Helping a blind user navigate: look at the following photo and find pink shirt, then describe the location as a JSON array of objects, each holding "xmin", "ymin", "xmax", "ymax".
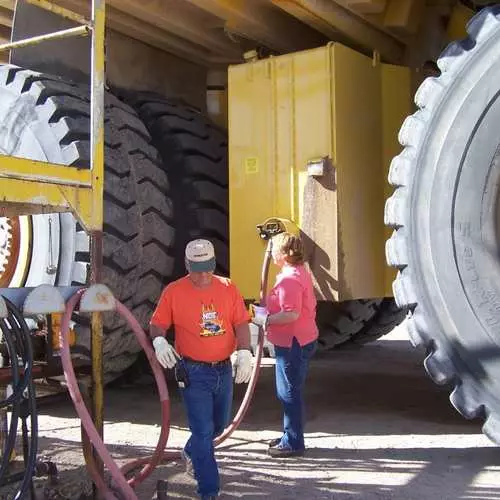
[{"xmin": 266, "ymin": 264, "xmax": 319, "ymax": 347}]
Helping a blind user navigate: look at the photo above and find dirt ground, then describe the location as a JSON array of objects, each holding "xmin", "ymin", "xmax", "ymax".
[{"xmin": 2, "ymin": 325, "xmax": 500, "ymax": 500}]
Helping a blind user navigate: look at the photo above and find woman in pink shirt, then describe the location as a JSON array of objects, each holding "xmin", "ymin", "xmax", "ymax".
[{"xmin": 253, "ymin": 232, "xmax": 318, "ymax": 457}]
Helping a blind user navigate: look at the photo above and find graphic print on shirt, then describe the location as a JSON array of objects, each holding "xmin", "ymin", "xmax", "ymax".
[{"xmin": 199, "ymin": 303, "xmax": 226, "ymax": 337}]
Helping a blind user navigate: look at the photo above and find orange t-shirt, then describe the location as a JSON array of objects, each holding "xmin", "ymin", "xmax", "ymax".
[{"xmin": 150, "ymin": 275, "xmax": 250, "ymax": 362}]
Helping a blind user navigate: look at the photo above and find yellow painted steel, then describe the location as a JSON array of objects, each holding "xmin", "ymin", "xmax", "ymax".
[
  {"xmin": 0, "ymin": 1, "xmax": 107, "ymax": 495},
  {"xmin": 0, "ymin": 25, "xmax": 89, "ymax": 51},
  {"xmin": 0, "ymin": 154, "xmax": 102, "ymax": 230},
  {"xmin": 0, "ymin": 155, "xmax": 91, "ymax": 186},
  {"xmin": 229, "ymin": 43, "xmax": 410, "ymax": 301},
  {"xmin": 446, "ymin": 2, "xmax": 474, "ymax": 42},
  {"xmin": 0, "ymin": 0, "xmax": 103, "ymax": 234},
  {"xmin": 26, "ymin": 0, "xmax": 90, "ymax": 25},
  {"xmin": 90, "ymin": 0, "xmax": 105, "ymax": 232},
  {"xmin": 89, "ymin": 0, "xmax": 106, "ymax": 489}
]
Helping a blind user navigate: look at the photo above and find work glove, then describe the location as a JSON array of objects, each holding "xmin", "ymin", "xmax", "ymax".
[
  {"xmin": 152, "ymin": 336, "xmax": 180, "ymax": 369},
  {"xmin": 231, "ymin": 349, "xmax": 253, "ymax": 384},
  {"xmin": 251, "ymin": 305, "xmax": 269, "ymax": 329}
]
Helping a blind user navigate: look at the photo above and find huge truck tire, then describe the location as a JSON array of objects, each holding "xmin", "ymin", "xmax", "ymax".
[
  {"xmin": 0, "ymin": 65, "xmax": 174, "ymax": 379},
  {"xmin": 316, "ymin": 298, "xmax": 407, "ymax": 350},
  {"xmin": 124, "ymin": 93, "xmax": 229, "ymax": 278},
  {"xmin": 385, "ymin": 7, "xmax": 500, "ymax": 442}
]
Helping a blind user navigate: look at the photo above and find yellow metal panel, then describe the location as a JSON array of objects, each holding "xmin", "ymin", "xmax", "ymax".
[
  {"xmin": 0, "ymin": 155, "xmax": 100, "ymax": 230},
  {"xmin": 0, "ymin": 155, "xmax": 91, "ymax": 186},
  {"xmin": 332, "ymin": 44, "xmax": 384, "ymax": 299},
  {"xmin": 229, "ymin": 59, "xmax": 275, "ymax": 299},
  {"xmin": 229, "ymin": 43, "xmax": 411, "ymax": 301},
  {"xmin": 381, "ymin": 63, "xmax": 411, "ymax": 296},
  {"xmin": 229, "ymin": 47, "xmax": 335, "ymax": 300},
  {"xmin": 291, "ymin": 47, "xmax": 333, "ymax": 225},
  {"xmin": 0, "ymin": 177, "xmax": 93, "ymax": 224}
]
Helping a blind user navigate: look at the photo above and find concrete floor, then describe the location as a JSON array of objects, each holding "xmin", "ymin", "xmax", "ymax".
[{"xmin": 8, "ymin": 326, "xmax": 500, "ymax": 499}]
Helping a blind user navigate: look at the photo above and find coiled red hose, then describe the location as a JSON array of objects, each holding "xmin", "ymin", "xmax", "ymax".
[
  {"xmin": 60, "ymin": 240, "xmax": 272, "ymax": 498},
  {"xmin": 60, "ymin": 291, "xmax": 170, "ymax": 500}
]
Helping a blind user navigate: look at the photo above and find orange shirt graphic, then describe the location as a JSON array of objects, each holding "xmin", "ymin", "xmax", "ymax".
[{"xmin": 150, "ymin": 275, "xmax": 250, "ymax": 362}]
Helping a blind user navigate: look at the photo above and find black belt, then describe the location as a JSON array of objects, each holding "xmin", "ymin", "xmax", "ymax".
[{"xmin": 182, "ymin": 357, "xmax": 230, "ymax": 367}]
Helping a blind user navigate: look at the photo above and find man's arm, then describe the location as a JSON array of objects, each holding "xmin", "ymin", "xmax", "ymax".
[
  {"xmin": 149, "ymin": 286, "xmax": 172, "ymax": 340},
  {"xmin": 234, "ymin": 322, "xmax": 251, "ymax": 351},
  {"xmin": 150, "ymin": 323, "xmax": 167, "ymax": 340}
]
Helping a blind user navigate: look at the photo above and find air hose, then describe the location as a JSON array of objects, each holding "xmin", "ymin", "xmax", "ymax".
[
  {"xmin": 60, "ymin": 239, "xmax": 273, "ymax": 499},
  {"xmin": 59, "ymin": 291, "xmax": 170, "ymax": 500},
  {"xmin": 0, "ymin": 298, "xmax": 38, "ymax": 500}
]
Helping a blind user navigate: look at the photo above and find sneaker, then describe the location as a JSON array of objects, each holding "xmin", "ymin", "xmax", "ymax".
[
  {"xmin": 268, "ymin": 444, "xmax": 305, "ymax": 458},
  {"xmin": 268, "ymin": 437, "xmax": 282, "ymax": 448},
  {"xmin": 181, "ymin": 449, "xmax": 194, "ymax": 477}
]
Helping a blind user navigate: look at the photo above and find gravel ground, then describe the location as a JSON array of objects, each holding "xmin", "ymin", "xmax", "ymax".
[{"xmin": 1, "ymin": 325, "xmax": 499, "ymax": 500}]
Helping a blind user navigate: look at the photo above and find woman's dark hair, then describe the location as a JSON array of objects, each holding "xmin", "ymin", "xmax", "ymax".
[{"xmin": 273, "ymin": 232, "xmax": 305, "ymax": 265}]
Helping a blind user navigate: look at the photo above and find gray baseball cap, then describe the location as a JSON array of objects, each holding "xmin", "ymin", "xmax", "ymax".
[{"xmin": 185, "ymin": 239, "xmax": 216, "ymax": 273}]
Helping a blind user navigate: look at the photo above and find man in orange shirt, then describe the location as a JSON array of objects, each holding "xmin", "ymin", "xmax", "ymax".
[{"xmin": 150, "ymin": 239, "xmax": 252, "ymax": 500}]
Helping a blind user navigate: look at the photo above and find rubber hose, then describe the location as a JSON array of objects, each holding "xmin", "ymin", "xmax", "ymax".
[
  {"xmin": 62, "ymin": 239, "xmax": 273, "ymax": 497},
  {"xmin": 6, "ymin": 300, "xmax": 38, "ymax": 500},
  {"xmin": 121, "ymin": 239, "xmax": 272, "ymax": 470},
  {"xmin": 59, "ymin": 291, "xmax": 170, "ymax": 500},
  {"xmin": 0, "ymin": 317, "xmax": 21, "ymax": 481},
  {"xmin": 0, "ymin": 299, "xmax": 38, "ymax": 500}
]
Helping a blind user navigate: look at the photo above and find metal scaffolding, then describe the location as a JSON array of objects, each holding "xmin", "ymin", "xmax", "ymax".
[{"xmin": 0, "ymin": 0, "xmax": 106, "ymax": 494}]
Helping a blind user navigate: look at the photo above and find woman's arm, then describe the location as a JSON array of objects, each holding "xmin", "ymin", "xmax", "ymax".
[
  {"xmin": 267, "ymin": 310, "xmax": 299, "ymax": 325},
  {"xmin": 267, "ymin": 275, "xmax": 302, "ymax": 326}
]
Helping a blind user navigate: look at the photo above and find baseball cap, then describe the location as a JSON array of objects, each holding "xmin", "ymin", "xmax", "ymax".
[{"xmin": 185, "ymin": 239, "xmax": 216, "ymax": 273}]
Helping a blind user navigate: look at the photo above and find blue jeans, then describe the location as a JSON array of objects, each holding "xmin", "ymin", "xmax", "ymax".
[
  {"xmin": 180, "ymin": 359, "xmax": 233, "ymax": 498},
  {"xmin": 274, "ymin": 337, "xmax": 317, "ymax": 450}
]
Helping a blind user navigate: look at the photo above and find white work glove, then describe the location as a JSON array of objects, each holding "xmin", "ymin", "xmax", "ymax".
[
  {"xmin": 251, "ymin": 305, "xmax": 269, "ymax": 328},
  {"xmin": 231, "ymin": 349, "xmax": 253, "ymax": 384},
  {"xmin": 152, "ymin": 336, "xmax": 180, "ymax": 369}
]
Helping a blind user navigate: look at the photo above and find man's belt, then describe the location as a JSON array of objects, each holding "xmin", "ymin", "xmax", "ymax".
[{"xmin": 182, "ymin": 356, "xmax": 231, "ymax": 367}]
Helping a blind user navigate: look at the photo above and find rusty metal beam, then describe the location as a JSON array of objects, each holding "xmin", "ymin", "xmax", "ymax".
[
  {"xmin": 183, "ymin": 0, "xmax": 327, "ymax": 53},
  {"xmin": 272, "ymin": 0, "xmax": 404, "ymax": 62}
]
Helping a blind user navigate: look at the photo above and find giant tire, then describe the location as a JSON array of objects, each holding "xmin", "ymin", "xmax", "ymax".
[
  {"xmin": 123, "ymin": 94, "xmax": 229, "ymax": 278},
  {"xmin": 316, "ymin": 298, "xmax": 407, "ymax": 350},
  {"xmin": 385, "ymin": 7, "xmax": 500, "ymax": 442},
  {"xmin": 0, "ymin": 66, "xmax": 174, "ymax": 378}
]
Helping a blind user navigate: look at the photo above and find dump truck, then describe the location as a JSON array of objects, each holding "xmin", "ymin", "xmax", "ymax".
[{"xmin": 0, "ymin": 0, "xmax": 499, "ymax": 441}]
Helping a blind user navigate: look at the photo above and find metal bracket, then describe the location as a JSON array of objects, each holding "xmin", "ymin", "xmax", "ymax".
[
  {"xmin": 24, "ymin": 285, "xmax": 66, "ymax": 315},
  {"xmin": 79, "ymin": 284, "xmax": 115, "ymax": 313}
]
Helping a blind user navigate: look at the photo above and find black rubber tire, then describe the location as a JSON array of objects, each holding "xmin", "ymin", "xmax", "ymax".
[
  {"xmin": 316, "ymin": 298, "xmax": 407, "ymax": 350},
  {"xmin": 0, "ymin": 66, "xmax": 174, "ymax": 378},
  {"xmin": 385, "ymin": 7, "xmax": 500, "ymax": 442},
  {"xmin": 123, "ymin": 93, "xmax": 229, "ymax": 278}
]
